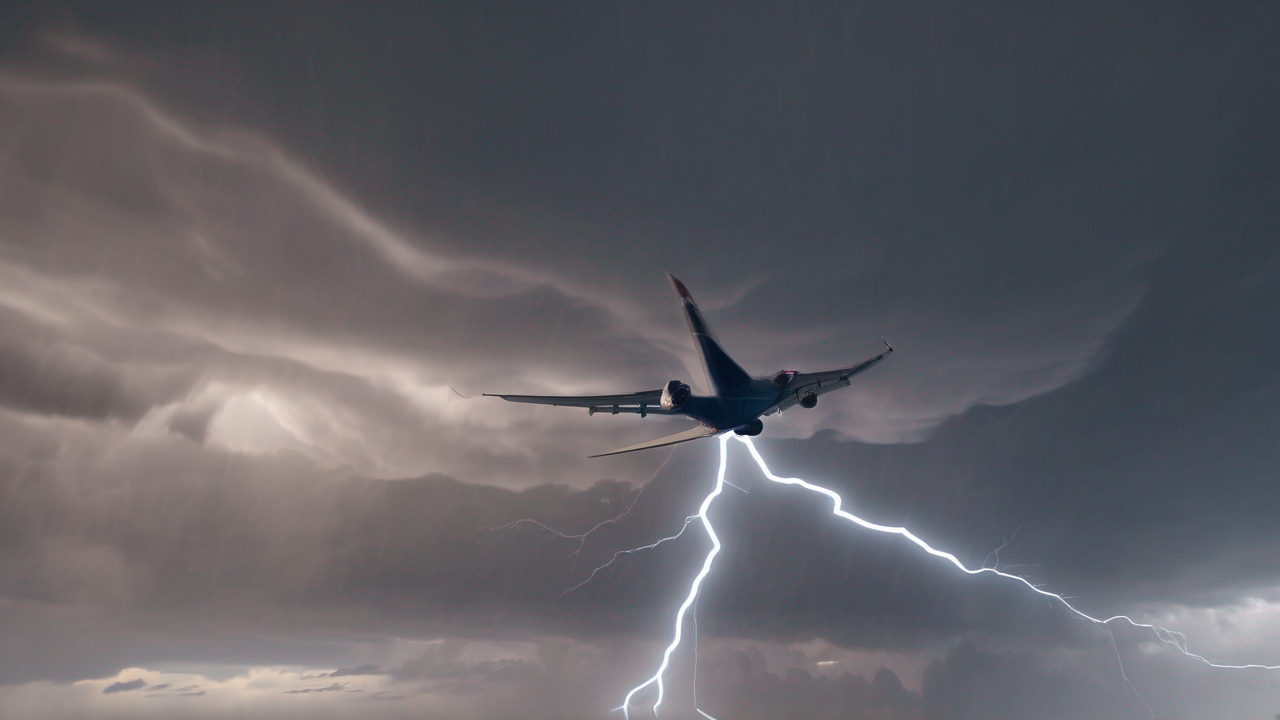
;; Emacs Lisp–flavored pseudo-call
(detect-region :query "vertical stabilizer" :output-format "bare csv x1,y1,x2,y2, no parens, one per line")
667,273,753,395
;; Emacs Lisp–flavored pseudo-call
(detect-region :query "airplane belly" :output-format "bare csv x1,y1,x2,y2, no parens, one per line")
683,395,774,431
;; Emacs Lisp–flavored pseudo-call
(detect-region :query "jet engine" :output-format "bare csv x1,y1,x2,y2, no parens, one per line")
799,393,818,409
660,380,692,410
733,419,764,436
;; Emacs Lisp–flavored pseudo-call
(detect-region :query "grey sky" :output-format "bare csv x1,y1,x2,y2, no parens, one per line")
0,2,1277,718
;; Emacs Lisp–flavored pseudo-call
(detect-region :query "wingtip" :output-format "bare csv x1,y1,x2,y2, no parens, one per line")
881,336,894,353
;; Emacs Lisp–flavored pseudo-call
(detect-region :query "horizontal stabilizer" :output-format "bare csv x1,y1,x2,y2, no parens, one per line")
588,424,720,458
483,390,663,408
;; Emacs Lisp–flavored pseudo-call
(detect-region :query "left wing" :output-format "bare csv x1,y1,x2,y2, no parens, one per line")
766,339,893,415
483,389,677,417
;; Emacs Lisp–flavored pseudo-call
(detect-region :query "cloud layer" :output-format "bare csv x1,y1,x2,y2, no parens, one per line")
1,3,1278,718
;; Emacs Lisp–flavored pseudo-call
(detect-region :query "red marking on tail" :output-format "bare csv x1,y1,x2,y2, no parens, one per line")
667,273,693,300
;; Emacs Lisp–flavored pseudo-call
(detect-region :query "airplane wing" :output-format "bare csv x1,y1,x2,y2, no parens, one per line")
588,424,721,458
482,389,678,416
765,340,894,415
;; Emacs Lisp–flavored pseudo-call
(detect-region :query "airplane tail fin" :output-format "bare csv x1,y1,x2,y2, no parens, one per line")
666,273,753,395
589,424,719,458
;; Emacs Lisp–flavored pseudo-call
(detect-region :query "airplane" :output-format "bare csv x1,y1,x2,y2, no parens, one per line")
484,274,892,457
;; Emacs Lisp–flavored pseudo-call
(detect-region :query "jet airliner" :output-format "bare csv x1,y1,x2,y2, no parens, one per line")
485,274,892,457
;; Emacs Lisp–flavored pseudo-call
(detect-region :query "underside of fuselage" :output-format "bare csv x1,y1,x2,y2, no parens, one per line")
680,380,782,431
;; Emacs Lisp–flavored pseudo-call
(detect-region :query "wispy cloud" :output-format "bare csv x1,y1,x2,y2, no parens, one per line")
102,679,145,694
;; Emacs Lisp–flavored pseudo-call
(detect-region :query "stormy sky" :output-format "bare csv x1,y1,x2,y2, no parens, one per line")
0,2,1277,718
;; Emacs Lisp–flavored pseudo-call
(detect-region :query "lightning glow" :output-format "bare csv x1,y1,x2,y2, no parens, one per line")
559,514,700,599
477,448,677,560
611,433,1280,719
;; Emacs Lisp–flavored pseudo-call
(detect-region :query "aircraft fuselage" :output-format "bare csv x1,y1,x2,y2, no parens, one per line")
679,377,793,431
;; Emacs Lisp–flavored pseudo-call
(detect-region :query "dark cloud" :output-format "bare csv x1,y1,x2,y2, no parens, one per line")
324,664,383,678
920,641,1128,720
390,650,540,694
0,307,185,422
357,691,407,702
102,678,145,694
0,388,1272,685
283,682,345,694
695,646,924,720
0,75,690,485
39,32,113,66
0,3,1276,719
752,239,1280,607
166,403,218,444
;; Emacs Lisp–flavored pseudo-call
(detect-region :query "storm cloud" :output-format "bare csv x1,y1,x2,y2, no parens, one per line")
0,2,1277,719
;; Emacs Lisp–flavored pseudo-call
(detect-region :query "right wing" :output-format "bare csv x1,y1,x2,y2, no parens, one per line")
765,339,894,415
483,389,677,416
588,424,720,458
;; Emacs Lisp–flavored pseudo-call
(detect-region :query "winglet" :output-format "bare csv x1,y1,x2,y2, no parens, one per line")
881,336,893,353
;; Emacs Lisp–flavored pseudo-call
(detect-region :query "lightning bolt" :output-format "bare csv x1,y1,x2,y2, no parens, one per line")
615,433,731,719
559,514,700,599
612,433,1280,720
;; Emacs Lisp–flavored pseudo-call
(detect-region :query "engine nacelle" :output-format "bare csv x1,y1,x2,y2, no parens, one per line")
799,393,818,409
660,380,692,411
733,419,764,436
